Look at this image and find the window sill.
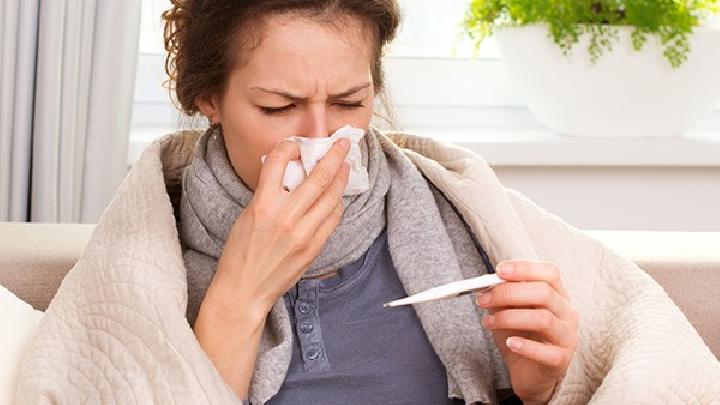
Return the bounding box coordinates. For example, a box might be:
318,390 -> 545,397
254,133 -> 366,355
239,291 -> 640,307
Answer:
412,128 -> 720,167
128,127 -> 720,168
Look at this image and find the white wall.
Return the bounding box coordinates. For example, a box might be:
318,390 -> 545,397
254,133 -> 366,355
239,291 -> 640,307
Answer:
130,1 -> 720,233
494,166 -> 720,231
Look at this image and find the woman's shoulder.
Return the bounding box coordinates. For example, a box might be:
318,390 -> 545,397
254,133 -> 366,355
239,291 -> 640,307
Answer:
156,129 -> 204,176
378,128 -> 487,168
129,129 -> 205,229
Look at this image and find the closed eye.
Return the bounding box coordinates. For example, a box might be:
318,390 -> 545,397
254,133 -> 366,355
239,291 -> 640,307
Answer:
258,104 -> 295,115
334,101 -> 364,110
259,102 -> 364,115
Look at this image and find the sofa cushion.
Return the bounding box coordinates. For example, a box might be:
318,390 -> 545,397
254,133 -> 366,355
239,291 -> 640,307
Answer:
0,222 -> 94,311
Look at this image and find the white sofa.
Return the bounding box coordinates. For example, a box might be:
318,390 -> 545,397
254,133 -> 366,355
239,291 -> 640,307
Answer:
0,222 -> 718,359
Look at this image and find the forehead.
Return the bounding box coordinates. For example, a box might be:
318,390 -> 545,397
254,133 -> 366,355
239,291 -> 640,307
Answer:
231,13 -> 375,90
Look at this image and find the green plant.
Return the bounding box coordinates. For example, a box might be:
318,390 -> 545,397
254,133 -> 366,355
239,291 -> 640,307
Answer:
463,0 -> 720,67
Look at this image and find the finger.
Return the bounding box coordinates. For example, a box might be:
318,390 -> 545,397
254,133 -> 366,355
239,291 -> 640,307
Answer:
496,259 -> 568,297
483,308 -> 573,347
476,281 -> 572,320
297,161 -> 349,232
505,336 -> 572,375
476,304 -> 511,317
307,198 -> 345,255
291,139 -> 350,214
278,198 -> 343,286
256,140 -> 301,196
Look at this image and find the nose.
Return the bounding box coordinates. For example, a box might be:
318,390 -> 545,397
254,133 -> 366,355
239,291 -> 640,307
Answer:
301,104 -> 330,138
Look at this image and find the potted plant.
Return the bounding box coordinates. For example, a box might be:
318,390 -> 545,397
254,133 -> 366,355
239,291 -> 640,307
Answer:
463,1 -> 720,137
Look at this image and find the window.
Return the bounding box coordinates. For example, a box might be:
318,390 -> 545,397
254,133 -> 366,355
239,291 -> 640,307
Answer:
129,0 -> 512,162
129,0 -> 720,165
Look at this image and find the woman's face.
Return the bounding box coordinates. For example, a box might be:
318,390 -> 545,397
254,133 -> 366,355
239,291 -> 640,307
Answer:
197,14 -> 376,190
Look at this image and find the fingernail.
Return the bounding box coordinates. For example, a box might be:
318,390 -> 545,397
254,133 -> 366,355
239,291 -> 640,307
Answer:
482,315 -> 495,327
476,292 -> 491,306
498,262 -> 513,276
506,337 -> 523,351
338,138 -> 350,150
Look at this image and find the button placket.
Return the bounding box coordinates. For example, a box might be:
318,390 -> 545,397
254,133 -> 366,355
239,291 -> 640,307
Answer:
294,278 -> 330,372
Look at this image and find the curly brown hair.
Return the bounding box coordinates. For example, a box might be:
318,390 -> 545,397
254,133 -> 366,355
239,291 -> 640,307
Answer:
162,0 -> 401,124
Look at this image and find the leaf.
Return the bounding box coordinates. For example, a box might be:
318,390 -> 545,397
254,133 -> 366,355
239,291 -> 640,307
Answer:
461,0 -> 719,68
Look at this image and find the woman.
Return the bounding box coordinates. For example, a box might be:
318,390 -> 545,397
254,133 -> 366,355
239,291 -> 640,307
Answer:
17,1 -> 720,403
165,1 -> 578,404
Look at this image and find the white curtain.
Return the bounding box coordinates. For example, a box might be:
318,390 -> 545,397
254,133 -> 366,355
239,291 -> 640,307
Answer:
0,0 -> 37,222
0,0 -> 141,223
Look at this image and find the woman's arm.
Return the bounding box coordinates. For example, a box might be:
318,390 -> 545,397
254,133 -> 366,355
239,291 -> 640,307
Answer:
193,284 -> 269,399
191,138 -> 350,399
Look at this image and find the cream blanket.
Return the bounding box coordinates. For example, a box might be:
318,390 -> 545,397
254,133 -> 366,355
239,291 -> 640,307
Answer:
16,130 -> 720,404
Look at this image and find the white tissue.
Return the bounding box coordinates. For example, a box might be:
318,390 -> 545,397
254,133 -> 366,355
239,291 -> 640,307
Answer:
261,125 -> 369,195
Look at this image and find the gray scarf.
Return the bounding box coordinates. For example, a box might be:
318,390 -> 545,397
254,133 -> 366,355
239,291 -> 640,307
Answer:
179,126 -> 511,404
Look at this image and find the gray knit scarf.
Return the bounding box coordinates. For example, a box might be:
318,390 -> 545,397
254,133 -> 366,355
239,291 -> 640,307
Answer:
179,126 -> 511,404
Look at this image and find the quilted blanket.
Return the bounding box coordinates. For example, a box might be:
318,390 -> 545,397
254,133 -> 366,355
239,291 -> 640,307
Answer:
15,130 -> 720,404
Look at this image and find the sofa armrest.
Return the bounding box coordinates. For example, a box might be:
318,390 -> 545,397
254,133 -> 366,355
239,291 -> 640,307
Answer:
585,230 -> 720,359
0,222 -> 94,311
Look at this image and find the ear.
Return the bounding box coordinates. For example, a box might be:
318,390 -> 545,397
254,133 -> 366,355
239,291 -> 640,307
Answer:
195,95 -> 221,124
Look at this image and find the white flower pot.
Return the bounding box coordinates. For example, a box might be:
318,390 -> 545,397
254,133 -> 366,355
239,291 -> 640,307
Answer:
494,24 -> 720,137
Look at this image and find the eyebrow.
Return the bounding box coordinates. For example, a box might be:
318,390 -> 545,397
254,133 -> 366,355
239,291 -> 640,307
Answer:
250,82 -> 372,101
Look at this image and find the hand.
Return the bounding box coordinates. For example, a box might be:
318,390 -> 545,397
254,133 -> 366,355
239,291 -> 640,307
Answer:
206,137 -> 352,317
194,137 -> 351,399
475,260 -> 579,404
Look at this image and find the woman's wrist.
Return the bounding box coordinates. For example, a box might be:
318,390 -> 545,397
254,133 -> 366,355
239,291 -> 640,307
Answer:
522,399 -> 549,405
519,378 -> 559,405
521,395 -> 551,405
200,282 -> 271,329
193,285 -> 270,400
